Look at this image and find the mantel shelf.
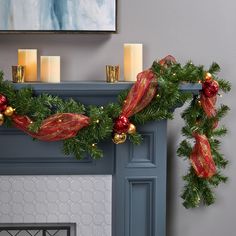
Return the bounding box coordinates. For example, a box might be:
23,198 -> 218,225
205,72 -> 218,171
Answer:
12,81 -> 202,93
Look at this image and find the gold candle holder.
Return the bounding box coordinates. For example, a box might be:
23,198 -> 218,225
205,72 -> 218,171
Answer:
12,65 -> 25,83
106,65 -> 120,83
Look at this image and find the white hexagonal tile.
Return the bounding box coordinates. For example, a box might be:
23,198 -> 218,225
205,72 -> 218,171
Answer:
0,175 -> 112,236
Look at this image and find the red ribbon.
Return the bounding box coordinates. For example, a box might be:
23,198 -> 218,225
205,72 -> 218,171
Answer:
12,113 -> 90,141
158,55 -> 177,67
121,55 -> 177,118
200,93 -> 217,118
190,133 -> 216,178
200,92 -> 218,129
121,69 -> 158,118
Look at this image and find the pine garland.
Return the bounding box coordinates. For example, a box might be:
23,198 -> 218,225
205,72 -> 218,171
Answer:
0,59 -> 231,208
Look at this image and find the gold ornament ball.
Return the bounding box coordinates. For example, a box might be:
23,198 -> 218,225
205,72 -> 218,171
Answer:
128,123 -> 136,134
3,106 -> 15,117
0,113 -> 4,126
112,133 -> 127,144
205,72 -> 212,81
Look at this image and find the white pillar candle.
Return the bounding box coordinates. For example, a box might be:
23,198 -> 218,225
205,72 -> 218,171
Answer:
124,43 -> 143,81
40,56 -> 60,83
18,49 -> 37,82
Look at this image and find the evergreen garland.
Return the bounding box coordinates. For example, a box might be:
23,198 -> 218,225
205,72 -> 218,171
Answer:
0,59 -> 231,208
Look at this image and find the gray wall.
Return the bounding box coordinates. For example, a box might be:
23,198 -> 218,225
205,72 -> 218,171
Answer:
0,0 -> 235,235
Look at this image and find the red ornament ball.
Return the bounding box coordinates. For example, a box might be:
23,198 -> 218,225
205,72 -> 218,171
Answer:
202,79 -> 219,98
0,94 -> 8,112
114,115 -> 130,134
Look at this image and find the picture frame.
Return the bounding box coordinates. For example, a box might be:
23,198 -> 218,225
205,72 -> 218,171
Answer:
0,0 -> 117,33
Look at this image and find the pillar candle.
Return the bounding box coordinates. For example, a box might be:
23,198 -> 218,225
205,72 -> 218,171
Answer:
124,43 -> 143,81
40,56 -> 60,83
18,49 -> 37,82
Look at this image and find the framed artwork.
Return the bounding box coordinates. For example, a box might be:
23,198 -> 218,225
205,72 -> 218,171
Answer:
0,0 -> 117,33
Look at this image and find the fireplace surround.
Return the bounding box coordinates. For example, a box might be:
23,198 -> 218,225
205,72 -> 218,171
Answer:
0,82 -> 201,236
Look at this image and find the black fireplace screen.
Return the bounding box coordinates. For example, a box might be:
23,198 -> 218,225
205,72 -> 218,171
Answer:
0,223 -> 76,236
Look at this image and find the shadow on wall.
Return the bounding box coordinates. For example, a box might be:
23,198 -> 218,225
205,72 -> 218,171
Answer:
0,33 -> 112,47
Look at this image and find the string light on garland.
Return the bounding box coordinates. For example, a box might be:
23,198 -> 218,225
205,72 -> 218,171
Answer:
197,100 -> 201,107
0,56 -> 231,209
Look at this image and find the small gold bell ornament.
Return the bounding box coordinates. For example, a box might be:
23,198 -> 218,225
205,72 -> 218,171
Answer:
4,106 -> 15,117
112,133 -> 127,144
0,113 -> 4,126
127,123 -> 136,134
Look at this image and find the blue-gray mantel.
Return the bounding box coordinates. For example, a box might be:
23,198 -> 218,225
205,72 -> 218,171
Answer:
0,82 -> 201,236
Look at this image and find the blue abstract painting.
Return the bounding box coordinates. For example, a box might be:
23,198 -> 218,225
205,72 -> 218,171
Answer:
0,0 -> 116,32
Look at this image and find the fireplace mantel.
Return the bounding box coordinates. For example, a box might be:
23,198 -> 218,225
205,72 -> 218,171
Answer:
0,82 -> 201,236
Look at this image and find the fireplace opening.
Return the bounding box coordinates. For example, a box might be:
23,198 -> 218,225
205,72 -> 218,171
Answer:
0,223 -> 76,236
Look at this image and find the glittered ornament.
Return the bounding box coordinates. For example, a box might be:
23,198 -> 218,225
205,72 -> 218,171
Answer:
4,106 -> 15,117
202,79 -> 219,98
0,94 -> 8,112
0,113 -> 4,126
0,104 -> 7,112
112,133 -> 127,144
113,115 -> 130,134
127,123 -> 136,134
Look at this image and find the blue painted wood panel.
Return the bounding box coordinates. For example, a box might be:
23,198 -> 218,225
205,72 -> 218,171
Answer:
112,121 -> 167,236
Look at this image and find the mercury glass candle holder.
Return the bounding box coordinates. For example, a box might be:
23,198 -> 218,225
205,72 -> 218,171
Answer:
106,65 -> 120,83
12,65 -> 25,83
